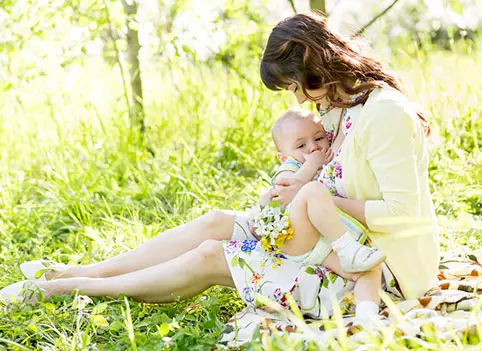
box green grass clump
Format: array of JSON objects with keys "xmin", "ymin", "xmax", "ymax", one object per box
[{"xmin": 0, "ymin": 38, "xmax": 481, "ymax": 349}]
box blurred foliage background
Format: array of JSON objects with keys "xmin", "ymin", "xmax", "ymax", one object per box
[{"xmin": 0, "ymin": 0, "xmax": 481, "ymax": 349}]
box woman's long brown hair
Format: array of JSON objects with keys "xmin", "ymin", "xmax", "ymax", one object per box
[{"xmin": 260, "ymin": 11, "xmax": 430, "ymax": 135}]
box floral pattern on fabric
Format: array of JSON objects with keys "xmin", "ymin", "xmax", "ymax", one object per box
[
  {"xmin": 224, "ymin": 238, "xmax": 356, "ymax": 315},
  {"xmin": 318, "ymin": 108, "xmax": 356, "ymax": 198},
  {"xmin": 221, "ymin": 251, "xmax": 482, "ymax": 348},
  {"xmin": 222, "ymin": 104, "xmax": 403, "ymax": 340},
  {"xmin": 224, "ymin": 238, "xmax": 401, "ymax": 319}
]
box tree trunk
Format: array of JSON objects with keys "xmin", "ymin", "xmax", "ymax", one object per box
[
  {"xmin": 309, "ymin": 0, "xmax": 326, "ymax": 13},
  {"xmin": 121, "ymin": 0, "xmax": 145, "ymax": 134}
]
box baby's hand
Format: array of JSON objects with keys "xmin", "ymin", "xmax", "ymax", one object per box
[
  {"xmin": 323, "ymin": 148, "xmax": 334, "ymax": 165},
  {"xmin": 302, "ymin": 150, "xmax": 325, "ymax": 165},
  {"xmin": 258, "ymin": 191, "xmax": 273, "ymax": 207}
]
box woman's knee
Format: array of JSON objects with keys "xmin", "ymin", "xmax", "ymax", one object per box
[
  {"xmin": 195, "ymin": 240, "xmax": 225, "ymax": 266},
  {"xmin": 201, "ymin": 210, "xmax": 235, "ymax": 240},
  {"xmin": 194, "ymin": 240, "xmax": 232, "ymax": 284}
]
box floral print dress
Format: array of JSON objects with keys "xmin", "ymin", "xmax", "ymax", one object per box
[
  {"xmin": 318, "ymin": 108, "xmax": 353, "ymax": 198},
  {"xmin": 223, "ymin": 105, "xmax": 402, "ymax": 319}
]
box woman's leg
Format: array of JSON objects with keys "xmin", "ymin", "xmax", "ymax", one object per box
[
  {"xmin": 37, "ymin": 240, "xmax": 234, "ymax": 303},
  {"xmin": 52, "ymin": 210, "xmax": 235, "ymax": 279}
]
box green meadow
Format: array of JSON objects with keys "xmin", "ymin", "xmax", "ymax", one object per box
[{"xmin": 0, "ymin": 30, "xmax": 481, "ymax": 350}]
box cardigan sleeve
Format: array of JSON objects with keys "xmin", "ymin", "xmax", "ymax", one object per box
[{"xmin": 360, "ymin": 98, "xmax": 423, "ymax": 233}]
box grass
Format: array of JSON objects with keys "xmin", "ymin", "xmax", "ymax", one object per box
[{"xmin": 0, "ymin": 36, "xmax": 481, "ymax": 350}]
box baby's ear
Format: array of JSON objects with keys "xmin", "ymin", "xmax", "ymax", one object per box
[{"xmin": 277, "ymin": 152, "xmax": 288, "ymax": 163}]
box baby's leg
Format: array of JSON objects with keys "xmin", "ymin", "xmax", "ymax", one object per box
[
  {"xmin": 281, "ymin": 189, "xmax": 327, "ymax": 257},
  {"xmin": 323, "ymin": 252, "xmax": 383, "ymax": 325},
  {"xmin": 284, "ymin": 181, "xmax": 385, "ymax": 272},
  {"xmin": 287, "ymin": 188, "xmax": 382, "ymax": 320},
  {"xmin": 281, "ymin": 181, "xmax": 352, "ymax": 257},
  {"xmin": 287, "ymin": 186, "xmax": 383, "ymax": 319},
  {"xmin": 323, "ymin": 252, "xmax": 381, "ymax": 303}
]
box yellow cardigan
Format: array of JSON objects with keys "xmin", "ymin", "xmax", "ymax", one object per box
[{"xmin": 338, "ymin": 86, "xmax": 439, "ymax": 299}]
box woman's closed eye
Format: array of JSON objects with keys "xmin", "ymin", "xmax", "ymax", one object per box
[
  {"xmin": 296, "ymin": 143, "xmax": 305, "ymax": 149},
  {"xmin": 315, "ymin": 136, "xmax": 324, "ymax": 141}
]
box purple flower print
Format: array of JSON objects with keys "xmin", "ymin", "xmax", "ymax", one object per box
[
  {"xmin": 270, "ymin": 288, "xmax": 283, "ymax": 303},
  {"xmin": 242, "ymin": 287, "xmax": 255, "ymax": 303},
  {"xmin": 241, "ymin": 240, "xmax": 258, "ymax": 252},
  {"xmin": 334, "ymin": 162, "xmax": 343, "ymax": 178},
  {"xmin": 224, "ymin": 240, "xmax": 242, "ymax": 254},
  {"xmin": 315, "ymin": 267, "xmax": 324, "ymax": 280},
  {"xmin": 326, "ymin": 131, "xmax": 335, "ymax": 145}
]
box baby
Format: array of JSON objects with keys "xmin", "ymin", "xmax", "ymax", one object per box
[{"xmin": 253, "ymin": 108, "xmax": 385, "ymax": 273}]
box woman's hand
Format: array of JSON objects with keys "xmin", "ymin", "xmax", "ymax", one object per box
[{"xmin": 271, "ymin": 178, "xmax": 305, "ymax": 206}]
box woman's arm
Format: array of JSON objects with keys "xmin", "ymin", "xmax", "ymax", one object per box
[
  {"xmin": 359, "ymin": 99, "xmax": 423, "ymax": 232},
  {"xmin": 331, "ymin": 197, "xmax": 367, "ymax": 227}
]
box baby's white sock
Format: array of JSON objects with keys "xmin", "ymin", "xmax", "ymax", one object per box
[{"xmin": 355, "ymin": 300, "xmax": 379, "ymax": 320}]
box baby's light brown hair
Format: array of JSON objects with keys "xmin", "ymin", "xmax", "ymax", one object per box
[{"xmin": 272, "ymin": 108, "xmax": 319, "ymax": 151}]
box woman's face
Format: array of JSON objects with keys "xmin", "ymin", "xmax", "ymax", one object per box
[{"xmin": 287, "ymin": 83, "xmax": 330, "ymax": 106}]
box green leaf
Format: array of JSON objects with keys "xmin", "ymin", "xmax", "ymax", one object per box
[
  {"xmin": 91, "ymin": 315, "xmax": 109, "ymax": 327},
  {"xmin": 110, "ymin": 320, "xmax": 124, "ymax": 332},
  {"xmin": 34, "ymin": 268, "xmax": 49, "ymax": 280},
  {"xmin": 92, "ymin": 303, "xmax": 108, "ymax": 315},
  {"xmin": 231, "ymin": 256, "xmax": 239, "ymax": 267},
  {"xmin": 467, "ymin": 254, "xmax": 478, "ymax": 263},
  {"xmin": 158, "ymin": 323, "xmax": 170, "ymax": 337},
  {"xmin": 329, "ymin": 272, "xmax": 338, "ymax": 284},
  {"xmin": 268, "ymin": 200, "xmax": 281, "ymax": 208},
  {"xmin": 449, "ymin": 0, "xmax": 463, "ymax": 14},
  {"xmin": 305, "ymin": 267, "xmax": 316, "ymax": 275},
  {"xmin": 202, "ymin": 311, "xmax": 217, "ymax": 329}
]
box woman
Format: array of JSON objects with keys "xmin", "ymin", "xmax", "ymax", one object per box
[{"xmin": 2, "ymin": 12, "xmax": 438, "ymax": 321}]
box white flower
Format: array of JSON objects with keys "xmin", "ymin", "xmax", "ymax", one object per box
[{"xmin": 247, "ymin": 205, "xmax": 262, "ymax": 218}]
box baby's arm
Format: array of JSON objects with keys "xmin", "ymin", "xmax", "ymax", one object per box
[
  {"xmin": 280, "ymin": 147, "xmax": 334, "ymax": 184},
  {"xmin": 257, "ymin": 190, "xmax": 273, "ymax": 207},
  {"xmin": 289, "ymin": 152, "xmax": 324, "ymax": 183},
  {"xmin": 257, "ymin": 146, "xmax": 333, "ymax": 209}
]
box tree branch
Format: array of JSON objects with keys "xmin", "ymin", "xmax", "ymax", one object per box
[
  {"xmin": 354, "ymin": 0, "xmax": 400, "ymax": 37},
  {"xmin": 309, "ymin": 0, "xmax": 326, "ymax": 14},
  {"xmin": 102, "ymin": 0, "xmax": 132, "ymax": 125},
  {"xmin": 286, "ymin": 0, "xmax": 297, "ymax": 14}
]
